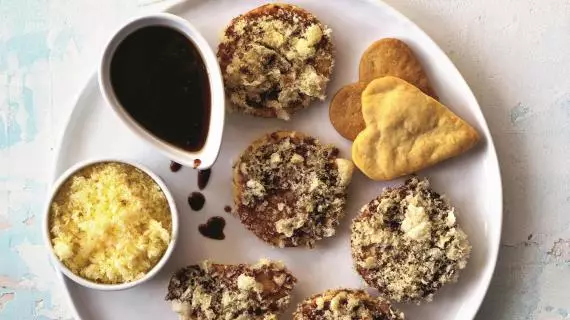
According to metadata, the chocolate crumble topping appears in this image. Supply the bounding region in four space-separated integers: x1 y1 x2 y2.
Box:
232 131 354 248
166 259 296 320
293 289 405 320
217 4 334 120
350 177 471 303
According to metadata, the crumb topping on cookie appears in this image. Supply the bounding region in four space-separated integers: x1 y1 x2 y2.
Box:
166 259 296 320
218 4 334 120
293 289 405 320
351 177 471 303
233 131 353 248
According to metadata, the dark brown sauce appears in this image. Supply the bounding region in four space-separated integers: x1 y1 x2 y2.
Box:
170 161 182 172
188 192 205 211
198 169 211 190
110 26 210 151
193 159 202 168
198 216 226 240
223 205 232 213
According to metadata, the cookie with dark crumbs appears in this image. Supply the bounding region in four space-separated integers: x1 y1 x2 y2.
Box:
350 177 471 303
217 3 334 120
293 289 405 320
232 131 354 248
165 259 296 320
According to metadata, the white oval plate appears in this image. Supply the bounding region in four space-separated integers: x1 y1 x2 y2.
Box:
51 0 502 319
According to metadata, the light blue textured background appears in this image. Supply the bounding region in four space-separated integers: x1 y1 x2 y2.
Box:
0 0 569 319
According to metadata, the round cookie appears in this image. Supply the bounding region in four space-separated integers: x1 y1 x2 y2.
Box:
166 259 296 320
351 177 471 303
232 131 354 248
293 289 404 320
217 4 334 120
329 82 367 141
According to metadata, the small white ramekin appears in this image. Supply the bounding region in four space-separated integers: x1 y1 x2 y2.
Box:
43 159 179 291
98 13 225 170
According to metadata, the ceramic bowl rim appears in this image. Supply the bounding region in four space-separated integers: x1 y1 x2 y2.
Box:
42 158 179 291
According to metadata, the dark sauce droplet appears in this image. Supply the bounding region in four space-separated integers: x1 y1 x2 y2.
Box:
198 169 211 190
193 159 201 169
198 216 226 240
223 205 232 213
188 192 205 211
170 161 182 172
110 26 210 152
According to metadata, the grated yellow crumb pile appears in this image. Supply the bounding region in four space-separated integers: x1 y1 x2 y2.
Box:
49 162 172 284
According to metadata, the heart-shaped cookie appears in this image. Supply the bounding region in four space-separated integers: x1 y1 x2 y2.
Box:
330 38 437 141
359 38 437 99
352 76 480 181
329 82 368 140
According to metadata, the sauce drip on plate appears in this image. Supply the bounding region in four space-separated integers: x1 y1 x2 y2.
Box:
198 169 211 190
198 216 226 240
170 161 182 172
188 192 205 211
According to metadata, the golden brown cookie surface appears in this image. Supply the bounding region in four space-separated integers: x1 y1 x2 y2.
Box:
293 289 405 320
232 131 354 248
328 82 367 141
166 259 296 320
352 76 480 181
218 4 334 120
359 38 437 99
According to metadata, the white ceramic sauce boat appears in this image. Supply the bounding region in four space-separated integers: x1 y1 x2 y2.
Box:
99 13 225 170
